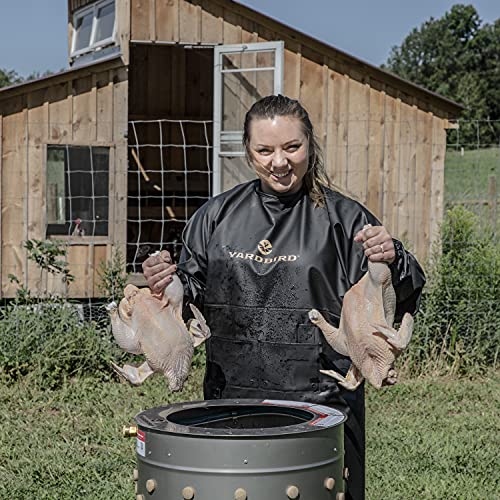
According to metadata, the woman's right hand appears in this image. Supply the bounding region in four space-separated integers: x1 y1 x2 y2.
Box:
142 250 177 294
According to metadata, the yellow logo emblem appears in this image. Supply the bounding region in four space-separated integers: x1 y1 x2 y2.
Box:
258 240 273 255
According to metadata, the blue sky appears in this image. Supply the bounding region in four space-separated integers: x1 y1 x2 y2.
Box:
0 0 499 77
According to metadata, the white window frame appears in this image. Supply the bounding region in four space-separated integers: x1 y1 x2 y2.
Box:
212 41 284 196
71 0 117 58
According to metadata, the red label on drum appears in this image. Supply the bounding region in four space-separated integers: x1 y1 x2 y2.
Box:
136 429 146 457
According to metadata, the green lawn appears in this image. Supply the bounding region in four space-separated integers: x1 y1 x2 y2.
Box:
445 147 499 201
1 369 498 499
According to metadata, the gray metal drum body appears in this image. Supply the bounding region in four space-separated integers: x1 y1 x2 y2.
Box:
134 399 346 499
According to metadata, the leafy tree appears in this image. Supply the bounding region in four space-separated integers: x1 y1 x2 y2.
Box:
0 68 56 89
0 68 22 88
384 4 500 146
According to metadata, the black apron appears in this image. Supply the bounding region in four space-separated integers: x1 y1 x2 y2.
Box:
200 186 352 402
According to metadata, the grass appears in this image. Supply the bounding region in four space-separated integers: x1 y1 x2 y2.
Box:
365 372 499 499
445 147 499 234
445 147 499 200
1 368 498 499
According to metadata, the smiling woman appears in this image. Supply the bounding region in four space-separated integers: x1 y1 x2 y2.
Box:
142 94 426 500
246 115 309 195
243 94 331 205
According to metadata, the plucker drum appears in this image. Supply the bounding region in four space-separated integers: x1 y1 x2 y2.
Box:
124 399 347 499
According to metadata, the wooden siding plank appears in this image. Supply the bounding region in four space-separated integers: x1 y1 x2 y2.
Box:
429 116 446 258
241 28 258 44
1 101 27 297
48 82 71 144
366 87 385 218
26 91 48 293
346 78 369 203
415 110 433 260
396 101 411 243
96 71 114 143
93 244 108 296
222 8 242 44
333 72 349 191
299 57 325 153
406 105 418 248
149 0 157 41
321 63 330 153
117 0 131 64
91 74 98 141
107 146 116 244
324 68 336 183
72 75 94 143
179 0 201 43
156 0 179 42
112 69 129 257
131 0 151 40
67 245 91 298
382 95 401 236
283 47 300 99
200 0 223 44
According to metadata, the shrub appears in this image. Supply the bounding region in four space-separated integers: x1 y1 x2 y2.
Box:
404 206 499 375
0 239 127 387
0 299 122 388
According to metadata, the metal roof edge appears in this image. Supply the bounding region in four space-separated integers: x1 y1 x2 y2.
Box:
0 55 124 100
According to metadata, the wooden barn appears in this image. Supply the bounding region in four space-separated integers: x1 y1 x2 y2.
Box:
0 0 463 299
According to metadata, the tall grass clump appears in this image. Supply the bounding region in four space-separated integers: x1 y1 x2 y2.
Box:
0 239 124 388
404 206 499 375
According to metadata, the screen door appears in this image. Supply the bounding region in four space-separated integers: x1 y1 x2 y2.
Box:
213 41 284 195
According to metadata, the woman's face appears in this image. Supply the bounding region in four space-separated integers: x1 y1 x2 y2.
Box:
247 116 309 195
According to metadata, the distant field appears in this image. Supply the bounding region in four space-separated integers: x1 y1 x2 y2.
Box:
445 146 499 200
1 369 498 499
445 147 499 233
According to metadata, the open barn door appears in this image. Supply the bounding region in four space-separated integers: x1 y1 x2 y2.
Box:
213 41 284 195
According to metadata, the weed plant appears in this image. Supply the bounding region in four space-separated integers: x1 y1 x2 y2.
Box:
97 249 129 303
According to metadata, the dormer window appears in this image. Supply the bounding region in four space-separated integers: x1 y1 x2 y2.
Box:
71 0 116 58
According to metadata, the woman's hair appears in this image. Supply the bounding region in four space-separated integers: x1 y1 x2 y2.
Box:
242 94 331 206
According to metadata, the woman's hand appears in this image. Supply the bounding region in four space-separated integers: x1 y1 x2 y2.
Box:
142 250 177 293
354 224 395 264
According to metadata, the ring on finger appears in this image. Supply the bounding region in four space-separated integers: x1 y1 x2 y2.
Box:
380 244 384 254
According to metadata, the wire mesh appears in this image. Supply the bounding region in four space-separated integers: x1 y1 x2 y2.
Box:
127 119 213 272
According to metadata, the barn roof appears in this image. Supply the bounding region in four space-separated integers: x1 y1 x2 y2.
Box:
2 0 463 117
226 0 464 117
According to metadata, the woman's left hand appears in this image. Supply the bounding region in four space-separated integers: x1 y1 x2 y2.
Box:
354 224 395 264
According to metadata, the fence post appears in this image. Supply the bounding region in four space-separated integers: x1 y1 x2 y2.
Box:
488 175 497 237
